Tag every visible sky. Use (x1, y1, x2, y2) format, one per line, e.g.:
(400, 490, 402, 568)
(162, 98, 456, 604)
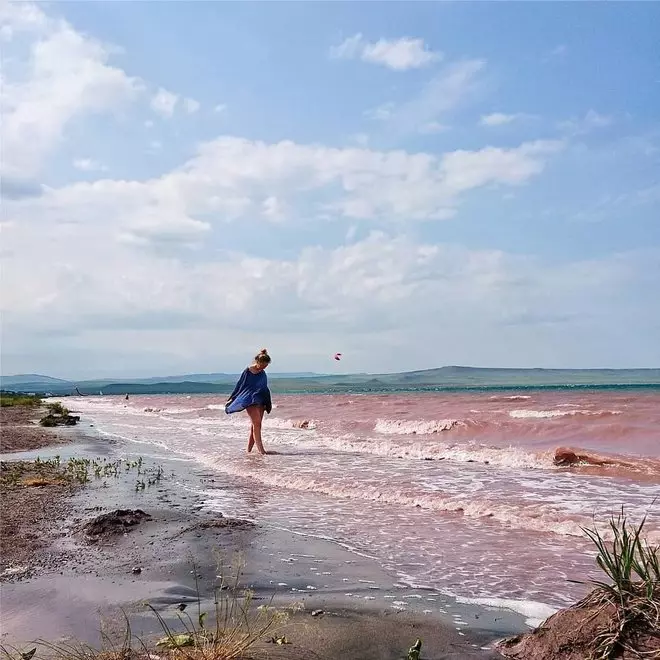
(1, 1, 659, 379)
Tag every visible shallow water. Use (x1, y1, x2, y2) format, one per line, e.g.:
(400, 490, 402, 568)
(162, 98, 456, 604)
(63, 389, 660, 613)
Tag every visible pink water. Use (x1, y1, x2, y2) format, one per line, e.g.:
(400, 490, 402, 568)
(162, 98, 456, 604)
(66, 390, 660, 613)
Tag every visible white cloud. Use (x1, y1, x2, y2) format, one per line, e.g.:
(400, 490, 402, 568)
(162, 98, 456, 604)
(2, 137, 563, 277)
(150, 87, 179, 117)
(262, 196, 288, 222)
(214, 103, 227, 113)
(355, 51, 483, 141)
(480, 113, 522, 127)
(119, 208, 210, 246)
(184, 97, 200, 114)
(330, 33, 441, 71)
(329, 33, 364, 60)
(364, 60, 484, 137)
(0, 2, 142, 179)
(73, 158, 108, 172)
(559, 109, 613, 135)
(2, 212, 658, 375)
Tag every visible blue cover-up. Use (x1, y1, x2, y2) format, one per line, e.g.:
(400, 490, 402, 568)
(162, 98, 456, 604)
(225, 368, 272, 415)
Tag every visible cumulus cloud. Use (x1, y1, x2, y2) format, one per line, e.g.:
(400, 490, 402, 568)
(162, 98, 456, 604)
(330, 33, 441, 70)
(18, 136, 562, 245)
(0, 131, 582, 374)
(3, 212, 658, 375)
(0, 2, 143, 179)
(150, 87, 179, 117)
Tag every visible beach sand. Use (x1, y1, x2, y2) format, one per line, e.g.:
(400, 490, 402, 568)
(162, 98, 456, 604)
(0, 406, 522, 658)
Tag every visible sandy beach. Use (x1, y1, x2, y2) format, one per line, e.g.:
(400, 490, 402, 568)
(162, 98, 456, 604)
(0, 403, 523, 658)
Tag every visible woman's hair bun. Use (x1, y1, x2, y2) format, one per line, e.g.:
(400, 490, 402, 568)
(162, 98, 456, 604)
(260, 348, 268, 354)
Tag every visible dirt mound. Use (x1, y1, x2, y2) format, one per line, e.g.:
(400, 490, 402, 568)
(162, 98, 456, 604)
(499, 591, 660, 660)
(83, 509, 151, 540)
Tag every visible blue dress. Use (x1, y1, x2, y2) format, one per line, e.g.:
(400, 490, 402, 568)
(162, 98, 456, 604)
(225, 368, 272, 415)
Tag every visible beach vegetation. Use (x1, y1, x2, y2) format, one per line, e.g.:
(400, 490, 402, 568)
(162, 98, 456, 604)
(0, 392, 42, 407)
(46, 402, 68, 416)
(39, 402, 79, 427)
(0, 557, 292, 660)
(577, 509, 659, 659)
(1, 456, 164, 490)
(500, 507, 660, 659)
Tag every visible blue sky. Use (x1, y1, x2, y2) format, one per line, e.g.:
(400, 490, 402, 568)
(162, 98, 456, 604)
(1, 1, 659, 378)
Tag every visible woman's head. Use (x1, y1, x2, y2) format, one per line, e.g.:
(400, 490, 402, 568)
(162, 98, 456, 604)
(253, 348, 271, 370)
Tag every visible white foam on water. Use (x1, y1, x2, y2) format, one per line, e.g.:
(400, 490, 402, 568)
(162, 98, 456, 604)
(456, 596, 558, 628)
(374, 418, 465, 435)
(489, 395, 532, 401)
(199, 459, 590, 537)
(509, 409, 621, 419)
(266, 431, 554, 470)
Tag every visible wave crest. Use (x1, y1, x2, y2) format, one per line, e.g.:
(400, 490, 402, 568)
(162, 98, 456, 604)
(509, 409, 621, 419)
(374, 419, 465, 435)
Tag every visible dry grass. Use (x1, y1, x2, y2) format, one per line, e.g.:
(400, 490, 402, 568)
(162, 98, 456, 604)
(20, 477, 68, 487)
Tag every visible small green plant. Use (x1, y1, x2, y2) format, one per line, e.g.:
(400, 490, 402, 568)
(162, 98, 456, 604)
(578, 508, 660, 659)
(407, 638, 422, 660)
(147, 556, 292, 659)
(46, 402, 68, 416)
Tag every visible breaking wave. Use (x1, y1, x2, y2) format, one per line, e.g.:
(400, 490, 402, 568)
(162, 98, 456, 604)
(200, 458, 660, 543)
(374, 419, 466, 435)
(509, 409, 622, 419)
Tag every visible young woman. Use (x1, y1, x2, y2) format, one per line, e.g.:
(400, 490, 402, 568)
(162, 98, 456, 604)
(225, 349, 272, 454)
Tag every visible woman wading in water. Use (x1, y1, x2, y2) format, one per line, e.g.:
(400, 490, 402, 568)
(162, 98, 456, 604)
(225, 349, 273, 454)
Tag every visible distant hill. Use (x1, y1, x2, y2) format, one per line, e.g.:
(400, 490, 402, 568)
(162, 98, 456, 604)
(2, 366, 659, 395)
(0, 374, 72, 386)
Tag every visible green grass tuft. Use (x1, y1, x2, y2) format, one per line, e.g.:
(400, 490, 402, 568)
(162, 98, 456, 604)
(579, 508, 660, 659)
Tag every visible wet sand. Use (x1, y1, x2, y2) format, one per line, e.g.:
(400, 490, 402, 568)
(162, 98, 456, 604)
(0, 409, 522, 658)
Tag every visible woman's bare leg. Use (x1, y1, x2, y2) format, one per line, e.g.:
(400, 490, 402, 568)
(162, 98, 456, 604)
(247, 425, 255, 453)
(246, 406, 266, 454)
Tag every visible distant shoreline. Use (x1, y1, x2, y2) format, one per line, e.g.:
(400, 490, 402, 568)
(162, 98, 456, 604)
(3, 365, 660, 396)
(5, 383, 660, 397)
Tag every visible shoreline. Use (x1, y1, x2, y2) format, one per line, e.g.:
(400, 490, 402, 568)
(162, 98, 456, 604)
(0, 406, 522, 658)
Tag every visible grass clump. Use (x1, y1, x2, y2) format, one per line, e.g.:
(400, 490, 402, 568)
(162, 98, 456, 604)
(0, 393, 41, 407)
(148, 560, 292, 659)
(39, 402, 79, 427)
(578, 508, 660, 659)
